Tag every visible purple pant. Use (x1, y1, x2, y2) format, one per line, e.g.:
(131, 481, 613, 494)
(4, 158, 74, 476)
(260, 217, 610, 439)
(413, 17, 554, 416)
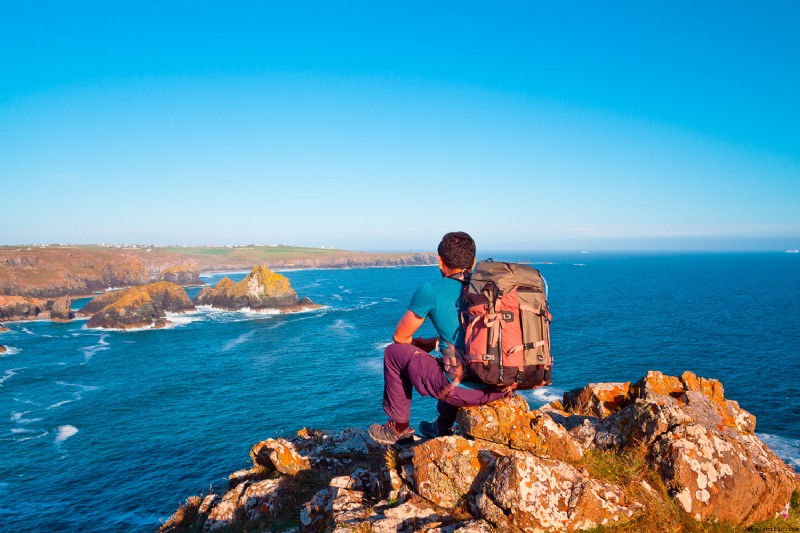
(382, 342, 506, 429)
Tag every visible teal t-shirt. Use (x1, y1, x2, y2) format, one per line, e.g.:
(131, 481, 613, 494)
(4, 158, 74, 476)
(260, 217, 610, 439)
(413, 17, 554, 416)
(408, 275, 490, 389)
(408, 276, 465, 352)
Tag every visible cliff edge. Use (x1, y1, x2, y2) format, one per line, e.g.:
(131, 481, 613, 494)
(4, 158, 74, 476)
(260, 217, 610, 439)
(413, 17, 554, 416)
(160, 371, 800, 532)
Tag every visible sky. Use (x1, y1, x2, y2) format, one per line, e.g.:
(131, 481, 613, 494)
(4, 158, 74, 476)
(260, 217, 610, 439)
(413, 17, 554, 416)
(1, 1, 799, 251)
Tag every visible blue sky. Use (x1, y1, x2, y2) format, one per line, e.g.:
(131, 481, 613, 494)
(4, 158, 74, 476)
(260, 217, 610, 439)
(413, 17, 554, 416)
(1, 2, 798, 251)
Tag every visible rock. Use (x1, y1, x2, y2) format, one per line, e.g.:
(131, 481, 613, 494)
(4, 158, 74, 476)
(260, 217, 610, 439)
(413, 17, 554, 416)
(0, 345, 6, 354)
(0, 323, 9, 332)
(162, 374, 800, 533)
(194, 264, 320, 311)
(0, 295, 47, 321)
(474, 450, 640, 531)
(84, 282, 194, 329)
(412, 436, 483, 509)
(203, 482, 248, 531)
(649, 422, 798, 524)
(238, 478, 283, 522)
(50, 296, 72, 322)
(563, 381, 632, 418)
(249, 438, 310, 475)
(160, 496, 203, 532)
(300, 487, 366, 531)
(457, 395, 582, 462)
(160, 264, 201, 285)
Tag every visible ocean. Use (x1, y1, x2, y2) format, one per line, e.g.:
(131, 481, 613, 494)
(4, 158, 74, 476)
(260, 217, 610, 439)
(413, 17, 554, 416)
(1, 252, 799, 531)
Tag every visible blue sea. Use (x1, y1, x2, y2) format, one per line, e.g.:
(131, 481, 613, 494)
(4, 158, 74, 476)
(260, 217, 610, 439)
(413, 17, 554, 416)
(1, 252, 799, 531)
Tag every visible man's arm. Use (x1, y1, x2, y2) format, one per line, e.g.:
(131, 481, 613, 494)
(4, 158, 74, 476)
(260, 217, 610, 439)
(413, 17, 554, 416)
(393, 310, 438, 352)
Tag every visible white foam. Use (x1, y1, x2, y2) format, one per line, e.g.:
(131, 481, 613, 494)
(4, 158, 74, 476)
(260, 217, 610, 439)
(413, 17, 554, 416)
(11, 428, 36, 434)
(16, 430, 49, 442)
(221, 331, 256, 352)
(47, 382, 99, 409)
(10, 411, 43, 424)
(359, 357, 384, 374)
(21, 327, 34, 335)
(374, 342, 391, 351)
(0, 368, 22, 387)
(327, 319, 355, 336)
(164, 311, 203, 327)
(1, 346, 20, 356)
(381, 297, 397, 302)
(526, 386, 566, 405)
(758, 433, 800, 470)
(55, 425, 78, 443)
(81, 334, 110, 363)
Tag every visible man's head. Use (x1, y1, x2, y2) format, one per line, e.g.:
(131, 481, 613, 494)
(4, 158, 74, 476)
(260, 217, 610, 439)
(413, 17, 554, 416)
(437, 231, 476, 271)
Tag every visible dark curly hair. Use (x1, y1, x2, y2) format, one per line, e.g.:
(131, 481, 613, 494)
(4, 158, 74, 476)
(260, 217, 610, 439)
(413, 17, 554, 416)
(437, 231, 476, 270)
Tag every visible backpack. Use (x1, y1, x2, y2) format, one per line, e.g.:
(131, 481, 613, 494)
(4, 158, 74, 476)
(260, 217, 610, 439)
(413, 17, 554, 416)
(442, 259, 553, 391)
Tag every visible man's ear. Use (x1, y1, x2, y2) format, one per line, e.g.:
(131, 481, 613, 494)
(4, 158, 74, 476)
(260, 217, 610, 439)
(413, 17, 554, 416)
(437, 256, 446, 270)
(472, 258, 476, 269)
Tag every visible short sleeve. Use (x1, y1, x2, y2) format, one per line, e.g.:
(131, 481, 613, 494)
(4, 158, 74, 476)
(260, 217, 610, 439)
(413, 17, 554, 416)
(408, 282, 436, 320)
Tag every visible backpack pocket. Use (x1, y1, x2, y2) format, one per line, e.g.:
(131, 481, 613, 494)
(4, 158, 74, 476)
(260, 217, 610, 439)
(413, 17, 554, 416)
(517, 289, 551, 368)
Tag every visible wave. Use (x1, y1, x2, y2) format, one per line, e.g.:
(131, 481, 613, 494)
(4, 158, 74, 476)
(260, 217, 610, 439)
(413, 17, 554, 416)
(758, 433, 800, 471)
(47, 382, 99, 410)
(164, 311, 204, 327)
(21, 327, 34, 335)
(10, 411, 43, 425)
(221, 331, 256, 352)
(15, 430, 49, 443)
(326, 319, 355, 336)
(359, 357, 384, 374)
(526, 386, 566, 406)
(0, 368, 22, 387)
(81, 334, 110, 364)
(0, 346, 20, 356)
(55, 425, 78, 443)
(373, 342, 391, 351)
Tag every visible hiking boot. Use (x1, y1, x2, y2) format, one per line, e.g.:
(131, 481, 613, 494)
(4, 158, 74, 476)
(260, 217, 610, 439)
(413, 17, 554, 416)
(419, 419, 455, 438)
(368, 420, 415, 445)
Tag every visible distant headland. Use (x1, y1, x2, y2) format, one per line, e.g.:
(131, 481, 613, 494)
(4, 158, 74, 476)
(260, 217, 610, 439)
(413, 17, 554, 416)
(0, 244, 437, 299)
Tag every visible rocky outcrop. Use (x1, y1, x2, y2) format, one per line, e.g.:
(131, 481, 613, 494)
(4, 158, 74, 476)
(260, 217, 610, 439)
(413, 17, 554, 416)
(0, 295, 49, 321)
(0, 323, 9, 333)
(83, 282, 194, 329)
(162, 372, 800, 532)
(0, 345, 6, 354)
(50, 296, 72, 322)
(160, 264, 201, 285)
(194, 264, 320, 312)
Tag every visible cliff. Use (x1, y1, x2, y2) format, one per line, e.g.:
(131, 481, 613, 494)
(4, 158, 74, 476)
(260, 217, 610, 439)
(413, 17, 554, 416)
(161, 371, 799, 532)
(195, 264, 320, 311)
(83, 282, 195, 329)
(0, 246, 437, 298)
(0, 295, 72, 322)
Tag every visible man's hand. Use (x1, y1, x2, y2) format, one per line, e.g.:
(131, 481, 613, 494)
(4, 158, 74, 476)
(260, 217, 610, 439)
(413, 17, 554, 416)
(411, 337, 438, 353)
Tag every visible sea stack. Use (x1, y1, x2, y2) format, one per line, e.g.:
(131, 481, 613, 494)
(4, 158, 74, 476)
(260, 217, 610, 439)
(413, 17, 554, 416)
(84, 282, 195, 329)
(194, 264, 320, 312)
(50, 296, 72, 322)
(160, 264, 202, 285)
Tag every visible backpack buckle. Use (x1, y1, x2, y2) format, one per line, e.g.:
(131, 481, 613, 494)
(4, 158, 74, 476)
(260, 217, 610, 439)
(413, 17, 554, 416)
(481, 354, 495, 361)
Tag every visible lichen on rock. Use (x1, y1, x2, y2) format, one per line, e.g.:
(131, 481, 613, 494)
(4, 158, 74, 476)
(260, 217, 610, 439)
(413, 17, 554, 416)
(194, 264, 320, 312)
(83, 281, 194, 329)
(161, 372, 800, 532)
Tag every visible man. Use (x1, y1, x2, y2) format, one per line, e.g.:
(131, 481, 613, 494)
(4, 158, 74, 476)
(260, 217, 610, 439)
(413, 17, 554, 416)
(368, 231, 506, 445)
